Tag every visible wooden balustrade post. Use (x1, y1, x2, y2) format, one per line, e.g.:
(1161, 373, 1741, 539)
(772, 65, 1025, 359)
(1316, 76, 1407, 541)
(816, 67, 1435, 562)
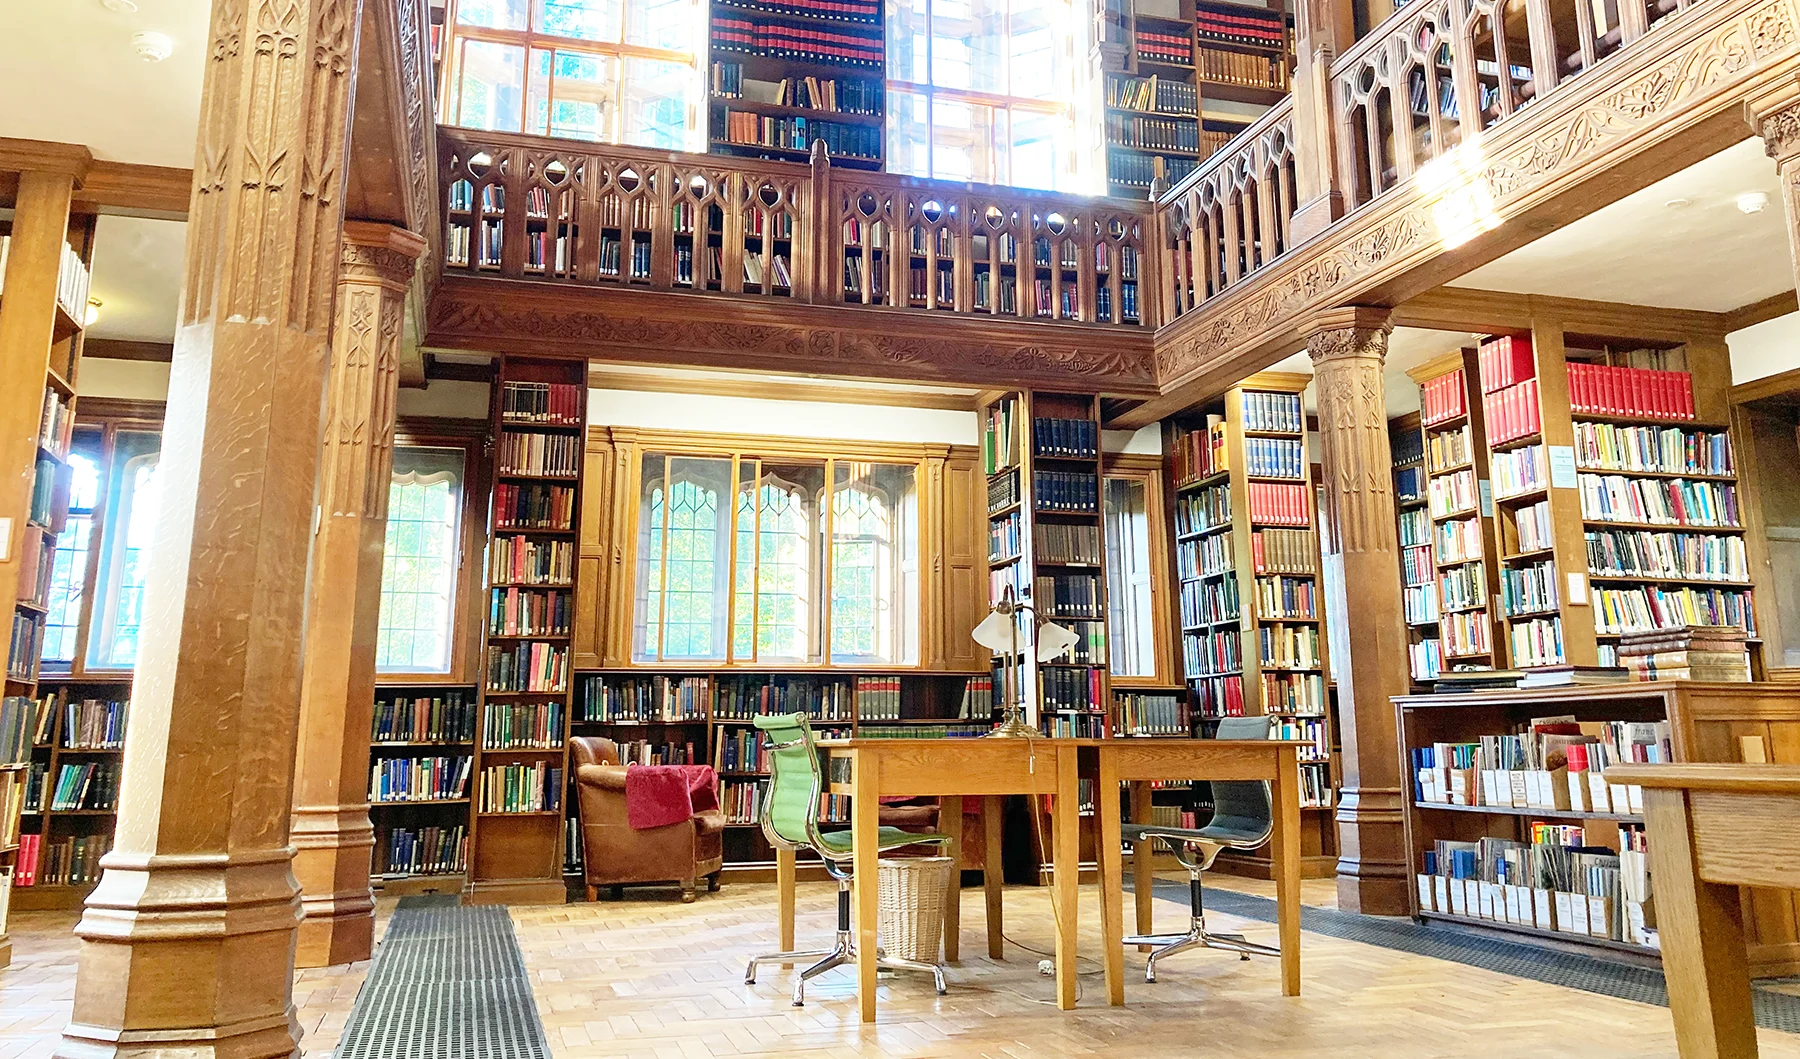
(807, 142, 832, 303)
(1306, 306, 1412, 917)
(1753, 98, 1800, 296)
(291, 221, 427, 969)
(1288, 0, 1351, 241)
(56, 0, 363, 1053)
(1524, 0, 1561, 103)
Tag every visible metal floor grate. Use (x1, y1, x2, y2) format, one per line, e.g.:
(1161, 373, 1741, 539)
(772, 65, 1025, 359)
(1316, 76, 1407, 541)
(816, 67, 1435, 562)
(1160, 880, 1800, 1034)
(334, 897, 552, 1059)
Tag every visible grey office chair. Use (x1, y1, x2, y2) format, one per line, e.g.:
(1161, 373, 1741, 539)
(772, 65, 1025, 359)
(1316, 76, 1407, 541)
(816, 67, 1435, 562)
(1122, 714, 1281, 981)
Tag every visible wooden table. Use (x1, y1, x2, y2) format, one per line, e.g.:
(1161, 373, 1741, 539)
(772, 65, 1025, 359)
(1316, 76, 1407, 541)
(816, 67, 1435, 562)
(797, 737, 1082, 1022)
(1606, 764, 1800, 1059)
(1078, 738, 1305, 1004)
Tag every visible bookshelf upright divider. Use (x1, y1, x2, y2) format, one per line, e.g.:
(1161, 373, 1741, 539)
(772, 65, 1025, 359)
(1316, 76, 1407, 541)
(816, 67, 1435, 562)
(1390, 412, 1439, 684)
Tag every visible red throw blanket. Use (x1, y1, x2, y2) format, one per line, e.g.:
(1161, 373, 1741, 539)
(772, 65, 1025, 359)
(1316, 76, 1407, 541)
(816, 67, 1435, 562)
(625, 764, 720, 830)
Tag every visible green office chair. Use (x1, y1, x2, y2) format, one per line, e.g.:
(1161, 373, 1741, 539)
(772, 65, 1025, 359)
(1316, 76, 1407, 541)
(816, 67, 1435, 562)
(1122, 714, 1282, 981)
(742, 712, 952, 1006)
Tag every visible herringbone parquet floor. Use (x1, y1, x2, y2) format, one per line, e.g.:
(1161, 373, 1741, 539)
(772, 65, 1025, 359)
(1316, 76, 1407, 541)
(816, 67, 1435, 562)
(4, 877, 1798, 1059)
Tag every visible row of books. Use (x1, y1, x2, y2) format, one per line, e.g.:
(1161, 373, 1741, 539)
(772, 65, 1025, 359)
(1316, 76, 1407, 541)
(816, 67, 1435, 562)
(1259, 624, 1321, 669)
(722, 779, 770, 824)
(1175, 482, 1229, 536)
(491, 535, 574, 586)
(1173, 420, 1228, 484)
(1032, 416, 1099, 459)
(1428, 468, 1479, 517)
(1041, 666, 1106, 713)
(1181, 574, 1238, 628)
(28, 454, 57, 527)
(1113, 691, 1189, 736)
(1194, 1, 1285, 49)
(1592, 585, 1754, 637)
(1510, 616, 1564, 667)
(1437, 515, 1483, 564)
(1183, 626, 1241, 676)
(1618, 625, 1750, 682)
(1567, 363, 1695, 421)
(718, 0, 879, 23)
(1106, 150, 1197, 189)
(445, 223, 498, 269)
(480, 763, 563, 814)
(1135, 27, 1193, 65)
(10, 833, 110, 888)
(1490, 443, 1543, 498)
(1499, 558, 1558, 616)
(1059, 620, 1110, 666)
(494, 482, 575, 531)
(1043, 713, 1107, 738)
(1243, 437, 1305, 479)
(377, 825, 468, 876)
(0, 696, 38, 763)
(1578, 474, 1738, 528)
(1399, 507, 1431, 547)
(1405, 583, 1438, 626)
(1105, 114, 1200, 153)
(0, 774, 19, 848)
(1410, 637, 1443, 680)
(1476, 334, 1534, 393)
(1401, 543, 1435, 587)
(47, 761, 121, 811)
(1192, 672, 1245, 717)
(1442, 608, 1492, 657)
(1412, 717, 1670, 810)
(718, 111, 881, 160)
(1264, 670, 1326, 714)
(1483, 377, 1542, 446)
(1426, 423, 1474, 473)
(744, 252, 795, 289)
(1513, 498, 1554, 553)
(1420, 829, 1653, 948)
(1177, 531, 1230, 579)
(716, 677, 861, 720)
(711, 64, 883, 115)
(982, 398, 1022, 474)
(1033, 470, 1099, 513)
(989, 512, 1021, 562)
(483, 700, 566, 750)
(612, 740, 699, 765)
(1252, 527, 1317, 574)
(1241, 390, 1303, 433)
(1197, 46, 1286, 89)
(1440, 560, 1487, 611)
(1035, 522, 1102, 565)
(1247, 481, 1309, 525)
(446, 182, 502, 214)
(498, 431, 580, 478)
(372, 690, 477, 744)
(1571, 423, 1732, 477)
(1273, 716, 1331, 760)
(56, 239, 93, 322)
(1035, 572, 1104, 618)
(370, 755, 472, 803)
(579, 675, 711, 722)
(526, 230, 573, 275)
(39, 389, 73, 461)
(1104, 73, 1198, 115)
(17, 529, 52, 612)
(57, 696, 128, 750)
(1295, 763, 1334, 807)
(1096, 281, 1142, 325)
(1585, 528, 1748, 583)
(8, 613, 42, 681)
(711, 16, 883, 67)
(489, 586, 572, 638)
(1255, 574, 1317, 619)
(485, 642, 569, 694)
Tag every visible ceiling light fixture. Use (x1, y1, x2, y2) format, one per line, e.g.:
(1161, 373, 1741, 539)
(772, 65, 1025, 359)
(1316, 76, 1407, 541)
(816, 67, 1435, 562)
(1664, 197, 1692, 209)
(1738, 191, 1770, 215)
(85, 299, 102, 327)
(101, 0, 139, 11)
(132, 31, 173, 61)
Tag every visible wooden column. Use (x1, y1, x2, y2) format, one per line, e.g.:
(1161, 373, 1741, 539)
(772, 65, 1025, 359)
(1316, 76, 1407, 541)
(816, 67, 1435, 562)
(1307, 306, 1411, 916)
(1286, 0, 1354, 242)
(56, 0, 363, 1055)
(291, 221, 425, 969)
(1754, 99, 1800, 296)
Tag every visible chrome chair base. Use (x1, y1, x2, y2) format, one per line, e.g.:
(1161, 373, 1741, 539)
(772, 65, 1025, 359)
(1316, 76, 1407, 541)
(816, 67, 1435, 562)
(1124, 913, 1281, 982)
(745, 884, 948, 1005)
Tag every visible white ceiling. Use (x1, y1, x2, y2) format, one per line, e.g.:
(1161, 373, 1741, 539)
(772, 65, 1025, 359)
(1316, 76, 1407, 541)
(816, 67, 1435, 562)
(1449, 137, 1789, 312)
(89, 215, 185, 342)
(0, 0, 208, 167)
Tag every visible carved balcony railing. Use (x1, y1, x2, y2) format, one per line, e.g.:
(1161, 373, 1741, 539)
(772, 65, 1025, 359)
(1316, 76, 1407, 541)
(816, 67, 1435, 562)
(1332, 0, 1708, 207)
(439, 127, 1161, 329)
(1152, 98, 1298, 322)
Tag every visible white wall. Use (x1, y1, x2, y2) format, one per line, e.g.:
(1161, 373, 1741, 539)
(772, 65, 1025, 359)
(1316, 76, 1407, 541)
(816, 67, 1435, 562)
(1727, 310, 1800, 384)
(77, 357, 171, 401)
(399, 379, 489, 420)
(1103, 425, 1162, 454)
(588, 388, 979, 446)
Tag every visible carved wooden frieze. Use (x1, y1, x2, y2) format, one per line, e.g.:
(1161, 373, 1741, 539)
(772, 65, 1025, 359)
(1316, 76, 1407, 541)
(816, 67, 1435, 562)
(427, 279, 1160, 391)
(1157, 0, 1800, 387)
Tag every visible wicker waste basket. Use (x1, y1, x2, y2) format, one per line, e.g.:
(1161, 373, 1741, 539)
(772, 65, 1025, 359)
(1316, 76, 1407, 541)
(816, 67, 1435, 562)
(876, 856, 955, 963)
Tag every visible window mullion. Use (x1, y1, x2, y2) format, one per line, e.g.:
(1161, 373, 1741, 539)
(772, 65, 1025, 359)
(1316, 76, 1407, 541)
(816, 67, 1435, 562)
(656, 452, 671, 662)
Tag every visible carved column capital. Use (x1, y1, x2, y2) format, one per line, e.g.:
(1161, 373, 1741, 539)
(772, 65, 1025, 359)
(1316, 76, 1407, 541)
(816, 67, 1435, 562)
(1755, 99, 1800, 162)
(341, 220, 428, 290)
(1305, 306, 1394, 365)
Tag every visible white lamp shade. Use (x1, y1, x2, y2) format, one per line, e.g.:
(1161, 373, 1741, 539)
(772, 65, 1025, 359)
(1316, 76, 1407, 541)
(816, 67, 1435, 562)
(971, 609, 1020, 655)
(1035, 620, 1081, 663)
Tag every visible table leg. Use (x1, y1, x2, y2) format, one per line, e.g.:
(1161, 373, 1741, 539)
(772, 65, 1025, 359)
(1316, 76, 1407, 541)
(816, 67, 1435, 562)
(1097, 752, 1125, 1006)
(941, 795, 963, 963)
(984, 794, 1005, 959)
(1644, 789, 1758, 1059)
(1130, 780, 1153, 940)
(777, 846, 796, 958)
(1053, 747, 1080, 1010)
(1271, 747, 1301, 997)
(853, 749, 881, 1023)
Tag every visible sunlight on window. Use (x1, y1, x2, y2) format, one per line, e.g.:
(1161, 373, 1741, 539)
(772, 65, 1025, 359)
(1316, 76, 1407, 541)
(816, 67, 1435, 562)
(377, 448, 465, 673)
(86, 431, 162, 670)
(41, 443, 101, 665)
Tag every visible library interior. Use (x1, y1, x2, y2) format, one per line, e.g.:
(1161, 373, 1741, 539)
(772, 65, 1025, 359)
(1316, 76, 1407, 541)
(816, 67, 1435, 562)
(7, 0, 1800, 1055)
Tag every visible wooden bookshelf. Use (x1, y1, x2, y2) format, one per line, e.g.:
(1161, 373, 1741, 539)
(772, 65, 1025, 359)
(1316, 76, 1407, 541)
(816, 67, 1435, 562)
(1409, 349, 1503, 673)
(707, 0, 885, 171)
(1474, 326, 1750, 670)
(8, 681, 124, 912)
(1395, 681, 1800, 976)
(1390, 411, 1439, 684)
(471, 357, 587, 901)
(0, 208, 95, 951)
(367, 683, 478, 893)
(1165, 372, 1337, 876)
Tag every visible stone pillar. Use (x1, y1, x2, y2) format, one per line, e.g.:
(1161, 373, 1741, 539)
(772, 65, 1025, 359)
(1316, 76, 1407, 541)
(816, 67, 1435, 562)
(1754, 99, 1800, 294)
(57, 0, 363, 1055)
(1306, 306, 1412, 917)
(291, 221, 425, 969)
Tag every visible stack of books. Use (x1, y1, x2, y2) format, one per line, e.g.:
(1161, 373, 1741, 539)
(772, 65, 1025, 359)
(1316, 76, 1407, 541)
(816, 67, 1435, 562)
(1617, 624, 1750, 682)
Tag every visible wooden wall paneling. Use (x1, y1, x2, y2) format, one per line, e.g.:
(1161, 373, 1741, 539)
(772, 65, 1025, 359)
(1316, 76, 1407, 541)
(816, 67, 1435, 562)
(574, 429, 615, 670)
(603, 433, 641, 667)
(1731, 401, 1786, 675)
(943, 451, 989, 673)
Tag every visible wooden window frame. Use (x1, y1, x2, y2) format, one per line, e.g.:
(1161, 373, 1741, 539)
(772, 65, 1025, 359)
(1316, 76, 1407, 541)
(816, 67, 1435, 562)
(1102, 452, 1178, 690)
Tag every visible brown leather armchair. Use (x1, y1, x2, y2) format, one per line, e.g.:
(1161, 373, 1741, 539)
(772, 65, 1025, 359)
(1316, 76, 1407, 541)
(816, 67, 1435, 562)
(571, 737, 725, 902)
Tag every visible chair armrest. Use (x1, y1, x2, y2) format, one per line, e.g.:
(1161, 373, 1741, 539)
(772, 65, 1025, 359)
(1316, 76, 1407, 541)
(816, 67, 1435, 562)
(576, 763, 630, 792)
